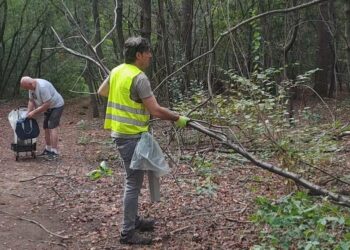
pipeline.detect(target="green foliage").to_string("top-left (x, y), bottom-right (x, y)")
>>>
top-left (87, 161), bottom-right (113, 181)
top-left (251, 192), bottom-right (350, 249)
top-left (170, 78), bottom-right (204, 104)
top-left (192, 156), bottom-right (218, 196)
top-left (203, 68), bottom-right (340, 171)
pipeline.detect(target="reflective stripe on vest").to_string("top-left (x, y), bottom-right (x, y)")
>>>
top-left (104, 63), bottom-right (150, 134)
top-left (107, 101), bottom-right (150, 115)
top-left (105, 114), bottom-right (148, 127)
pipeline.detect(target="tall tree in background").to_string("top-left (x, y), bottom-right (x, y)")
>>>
top-left (116, 0), bottom-right (124, 59)
top-left (92, 0), bottom-right (104, 60)
top-left (155, 0), bottom-right (170, 105)
top-left (0, 0), bottom-right (7, 87)
top-left (90, 0), bottom-right (104, 117)
top-left (345, 0), bottom-right (350, 83)
top-left (181, 0), bottom-right (194, 94)
top-left (106, 0), bottom-right (124, 62)
top-left (283, 0), bottom-right (299, 121)
top-left (314, 1), bottom-right (335, 97)
top-left (140, 0), bottom-right (151, 41)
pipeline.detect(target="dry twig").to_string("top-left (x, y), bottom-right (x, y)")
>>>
top-left (0, 210), bottom-right (70, 239)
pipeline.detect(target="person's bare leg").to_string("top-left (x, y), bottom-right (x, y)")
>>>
top-left (45, 129), bottom-right (51, 149)
top-left (50, 128), bottom-right (59, 153)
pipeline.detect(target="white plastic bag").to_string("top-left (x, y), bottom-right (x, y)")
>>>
top-left (8, 108), bottom-right (27, 131)
top-left (130, 132), bottom-right (170, 177)
top-left (8, 107), bottom-right (36, 144)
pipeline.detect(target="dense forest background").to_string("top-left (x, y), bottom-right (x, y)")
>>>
top-left (1, 1), bottom-right (350, 248)
top-left (1, 0), bottom-right (349, 109)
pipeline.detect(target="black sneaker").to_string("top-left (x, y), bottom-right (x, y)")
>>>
top-left (135, 218), bottom-right (155, 232)
top-left (47, 152), bottom-right (59, 160)
top-left (37, 149), bottom-right (51, 157)
top-left (120, 230), bottom-right (152, 245)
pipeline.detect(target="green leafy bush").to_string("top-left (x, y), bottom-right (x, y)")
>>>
top-left (251, 192), bottom-right (350, 249)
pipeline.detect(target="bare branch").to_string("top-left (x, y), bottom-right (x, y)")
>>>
top-left (95, 0), bottom-right (118, 50)
top-left (0, 210), bottom-right (70, 239)
top-left (188, 121), bottom-right (350, 207)
top-left (51, 27), bottom-right (108, 77)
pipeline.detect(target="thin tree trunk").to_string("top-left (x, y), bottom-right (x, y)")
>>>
top-left (140, 0), bottom-right (151, 41)
top-left (35, 27), bottom-right (46, 77)
top-left (110, 0), bottom-right (123, 61)
top-left (314, 2), bottom-right (334, 97)
top-left (284, 0), bottom-right (299, 122)
top-left (205, 1), bottom-right (214, 97)
top-left (181, 0), bottom-right (193, 95)
top-left (156, 0), bottom-right (170, 106)
top-left (116, 0), bottom-right (124, 59)
top-left (92, 0), bottom-right (104, 59)
top-left (84, 63), bottom-right (99, 118)
top-left (345, 0), bottom-right (350, 90)
top-left (0, 0), bottom-right (7, 91)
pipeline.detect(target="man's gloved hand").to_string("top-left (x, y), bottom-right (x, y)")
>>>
top-left (175, 116), bottom-right (190, 128)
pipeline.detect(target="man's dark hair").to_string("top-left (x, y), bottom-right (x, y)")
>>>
top-left (124, 36), bottom-right (151, 63)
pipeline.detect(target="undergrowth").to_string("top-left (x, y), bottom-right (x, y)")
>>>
top-left (171, 68), bottom-right (350, 249)
top-left (251, 192), bottom-right (350, 249)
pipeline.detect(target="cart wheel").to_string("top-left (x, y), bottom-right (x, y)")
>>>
top-left (32, 152), bottom-right (36, 159)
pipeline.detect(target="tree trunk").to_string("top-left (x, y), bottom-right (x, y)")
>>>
top-left (314, 2), bottom-right (335, 97)
top-left (205, 1), bottom-right (214, 96)
top-left (140, 0), bottom-right (151, 41)
top-left (156, 0), bottom-right (170, 106)
top-left (116, 0), bottom-right (124, 59)
top-left (92, 0), bottom-right (104, 59)
top-left (0, 0), bottom-right (7, 90)
top-left (84, 63), bottom-right (100, 118)
top-left (284, 0), bottom-right (299, 122)
top-left (76, 1), bottom-right (100, 117)
top-left (109, 0), bottom-right (124, 61)
top-left (181, 0), bottom-right (193, 95)
top-left (345, 0), bottom-right (350, 90)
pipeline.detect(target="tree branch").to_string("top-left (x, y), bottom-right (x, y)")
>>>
top-left (0, 210), bottom-right (70, 239)
top-left (188, 121), bottom-right (350, 207)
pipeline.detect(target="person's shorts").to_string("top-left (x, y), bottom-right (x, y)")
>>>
top-left (43, 106), bottom-right (64, 129)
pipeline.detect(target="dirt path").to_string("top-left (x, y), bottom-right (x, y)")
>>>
top-left (0, 100), bottom-right (75, 249)
top-left (0, 98), bottom-right (289, 249)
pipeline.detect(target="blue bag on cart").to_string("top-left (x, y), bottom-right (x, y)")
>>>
top-left (15, 118), bottom-right (40, 140)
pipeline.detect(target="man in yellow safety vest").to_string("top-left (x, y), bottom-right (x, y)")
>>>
top-left (98, 36), bottom-right (189, 245)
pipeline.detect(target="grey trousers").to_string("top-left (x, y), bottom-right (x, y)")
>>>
top-left (114, 137), bottom-right (144, 233)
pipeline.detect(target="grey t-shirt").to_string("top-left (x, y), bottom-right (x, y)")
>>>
top-left (130, 72), bottom-right (154, 102)
top-left (110, 72), bottom-right (154, 138)
top-left (29, 79), bottom-right (64, 109)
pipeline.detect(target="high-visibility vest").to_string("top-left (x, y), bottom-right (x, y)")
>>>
top-left (104, 63), bottom-right (150, 134)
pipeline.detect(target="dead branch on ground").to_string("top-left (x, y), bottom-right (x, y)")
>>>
top-left (188, 121), bottom-right (350, 207)
top-left (0, 210), bottom-right (70, 239)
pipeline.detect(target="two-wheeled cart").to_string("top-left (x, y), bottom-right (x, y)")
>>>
top-left (8, 107), bottom-right (37, 161)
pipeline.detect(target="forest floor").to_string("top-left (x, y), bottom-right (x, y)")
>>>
top-left (0, 96), bottom-right (349, 250)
